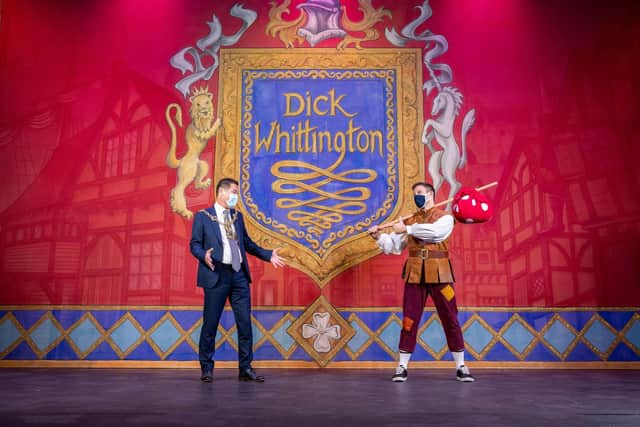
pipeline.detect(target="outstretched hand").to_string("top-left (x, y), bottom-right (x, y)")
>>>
top-left (270, 248), bottom-right (286, 268)
top-left (204, 248), bottom-right (214, 270)
top-left (367, 225), bottom-right (381, 239)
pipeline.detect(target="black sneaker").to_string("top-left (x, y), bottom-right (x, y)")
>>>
top-left (456, 365), bottom-right (475, 382)
top-left (391, 367), bottom-right (408, 382)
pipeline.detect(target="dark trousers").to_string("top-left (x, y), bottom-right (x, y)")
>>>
top-left (399, 282), bottom-right (465, 353)
top-left (199, 266), bottom-right (253, 372)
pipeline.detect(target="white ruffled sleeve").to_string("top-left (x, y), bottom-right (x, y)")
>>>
top-left (376, 232), bottom-right (407, 255)
top-left (405, 215), bottom-right (454, 243)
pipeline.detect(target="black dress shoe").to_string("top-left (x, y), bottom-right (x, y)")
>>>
top-left (238, 368), bottom-right (265, 382)
top-left (200, 371), bottom-right (213, 382)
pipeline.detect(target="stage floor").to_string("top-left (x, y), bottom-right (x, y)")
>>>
top-left (1, 369), bottom-right (639, 426)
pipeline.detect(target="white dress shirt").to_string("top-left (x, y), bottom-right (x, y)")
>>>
top-left (214, 203), bottom-right (242, 265)
top-left (377, 214), bottom-right (454, 255)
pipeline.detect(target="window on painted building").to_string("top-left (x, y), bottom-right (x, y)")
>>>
top-left (169, 242), bottom-right (185, 292)
top-left (102, 125), bottom-right (145, 178)
top-left (129, 240), bottom-right (163, 291)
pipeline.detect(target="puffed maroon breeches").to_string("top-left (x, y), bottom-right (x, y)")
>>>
top-left (399, 282), bottom-right (465, 353)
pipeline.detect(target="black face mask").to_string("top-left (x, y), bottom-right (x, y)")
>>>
top-left (414, 194), bottom-right (426, 208)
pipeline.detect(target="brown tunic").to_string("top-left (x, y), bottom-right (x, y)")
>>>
top-left (402, 208), bottom-right (455, 284)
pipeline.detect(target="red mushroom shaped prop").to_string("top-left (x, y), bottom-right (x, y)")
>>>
top-left (452, 187), bottom-right (493, 223)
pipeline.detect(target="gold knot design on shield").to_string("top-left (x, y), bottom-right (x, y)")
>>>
top-left (271, 150), bottom-right (377, 235)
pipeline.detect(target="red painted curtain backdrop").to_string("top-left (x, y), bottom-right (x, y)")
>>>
top-left (0, 0), bottom-right (639, 308)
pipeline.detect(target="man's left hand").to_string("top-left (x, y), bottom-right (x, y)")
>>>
top-left (392, 218), bottom-right (407, 234)
top-left (270, 248), bottom-right (286, 268)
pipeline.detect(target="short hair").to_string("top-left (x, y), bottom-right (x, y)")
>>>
top-left (411, 182), bottom-right (435, 194)
top-left (216, 177), bottom-right (239, 194)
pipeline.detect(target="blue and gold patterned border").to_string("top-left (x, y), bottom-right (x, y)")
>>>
top-left (1, 306), bottom-right (638, 367)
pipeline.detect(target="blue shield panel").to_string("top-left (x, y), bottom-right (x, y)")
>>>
top-left (240, 69), bottom-right (399, 257)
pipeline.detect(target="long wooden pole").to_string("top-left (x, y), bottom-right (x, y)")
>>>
top-left (374, 181), bottom-right (498, 229)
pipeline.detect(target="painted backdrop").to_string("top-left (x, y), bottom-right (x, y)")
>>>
top-left (1, 0), bottom-right (639, 366)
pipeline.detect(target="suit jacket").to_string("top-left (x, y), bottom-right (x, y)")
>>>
top-left (189, 207), bottom-right (272, 288)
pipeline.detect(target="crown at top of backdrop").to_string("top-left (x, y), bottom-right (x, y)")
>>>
top-left (163, 1), bottom-right (484, 286)
top-left (296, 0), bottom-right (347, 46)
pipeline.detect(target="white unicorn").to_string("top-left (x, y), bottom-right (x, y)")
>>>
top-left (384, 0), bottom-right (477, 211)
top-left (422, 86), bottom-right (475, 211)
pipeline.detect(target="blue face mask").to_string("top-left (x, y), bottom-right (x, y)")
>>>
top-left (228, 193), bottom-right (238, 208)
top-left (414, 194), bottom-right (426, 208)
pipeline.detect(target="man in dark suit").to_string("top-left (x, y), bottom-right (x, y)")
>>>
top-left (190, 177), bottom-right (286, 382)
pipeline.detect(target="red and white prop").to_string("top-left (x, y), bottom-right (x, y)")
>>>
top-left (452, 187), bottom-right (493, 223)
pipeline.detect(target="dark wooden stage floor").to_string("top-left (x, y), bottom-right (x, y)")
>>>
top-left (1, 369), bottom-right (639, 426)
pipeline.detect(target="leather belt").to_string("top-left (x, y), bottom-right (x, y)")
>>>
top-left (409, 249), bottom-right (448, 259)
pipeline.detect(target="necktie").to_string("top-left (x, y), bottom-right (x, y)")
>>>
top-left (223, 209), bottom-right (241, 272)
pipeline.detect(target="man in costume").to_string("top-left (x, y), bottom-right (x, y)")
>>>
top-left (368, 182), bottom-right (475, 382)
top-left (190, 178), bottom-right (286, 382)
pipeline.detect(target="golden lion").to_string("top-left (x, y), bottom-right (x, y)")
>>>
top-left (165, 87), bottom-right (221, 219)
